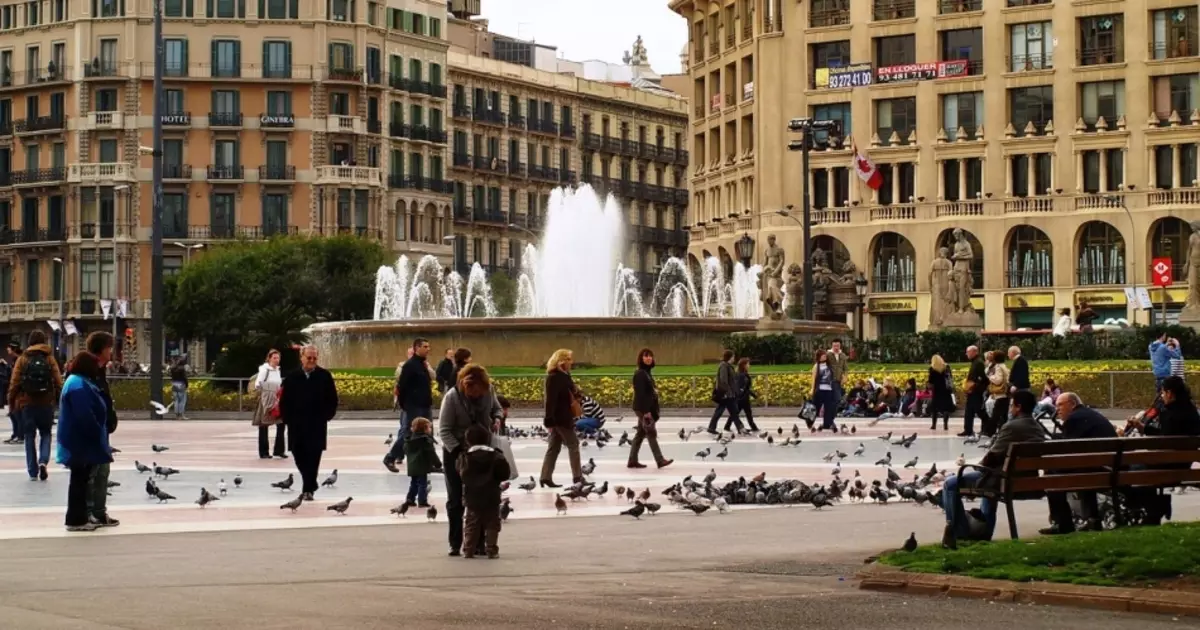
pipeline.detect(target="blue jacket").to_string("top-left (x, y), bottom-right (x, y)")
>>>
top-left (56, 374), bottom-right (113, 467)
top-left (1149, 341), bottom-right (1181, 378)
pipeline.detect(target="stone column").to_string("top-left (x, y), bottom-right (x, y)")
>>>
top-left (1076, 151), bottom-right (1084, 192)
top-left (891, 165), bottom-right (900, 204)
top-left (1027, 153), bottom-right (1036, 196)
top-left (1148, 147), bottom-right (1157, 189)
top-left (1173, 144), bottom-right (1182, 188)
top-left (936, 160), bottom-right (945, 200)
top-left (958, 159), bottom-right (967, 200)
top-left (826, 167), bottom-right (835, 208)
top-left (1099, 149), bottom-right (1108, 192)
top-left (1005, 156), bottom-right (1012, 195)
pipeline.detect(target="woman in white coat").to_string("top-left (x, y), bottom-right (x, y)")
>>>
top-left (251, 349), bottom-right (286, 459)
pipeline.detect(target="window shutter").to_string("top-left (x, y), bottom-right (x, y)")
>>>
top-left (430, 63), bottom-right (440, 86)
top-left (289, 0), bottom-right (298, 18)
top-left (403, 10), bottom-right (411, 32)
top-left (233, 41), bottom-right (241, 71)
top-left (261, 40), bottom-right (268, 73)
top-left (206, 0), bottom-right (213, 17)
top-left (210, 40), bottom-right (217, 67)
top-left (284, 41), bottom-right (291, 72)
top-left (181, 39), bottom-right (189, 65)
top-left (238, 0), bottom-right (245, 18)
top-left (257, 0), bottom-right (263, 17)
top-left (185, 0), bottom-right (193, 16)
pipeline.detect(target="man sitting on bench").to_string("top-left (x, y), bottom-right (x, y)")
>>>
top-left (1041, 392), bottom-right (1118, 535)
top-left (941, 390), bottom-right (1045, 549)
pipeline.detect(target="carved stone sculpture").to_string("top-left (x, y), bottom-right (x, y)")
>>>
top-left (929, 247), bottom-right (953, 328)
top-left (759, 234), bottom-right (786, 320)
top-left (950, 228), bottom-right (975, 314)
top-left (1181, 220), bottom-right (1200, 324)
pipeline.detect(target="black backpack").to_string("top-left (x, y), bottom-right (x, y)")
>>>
top-left (20, 351), bottom-right (52, 395)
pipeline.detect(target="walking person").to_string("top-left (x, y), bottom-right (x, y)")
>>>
top-left (960, 345), bottom-right (987, 437)
top-left (735, 358), bottom-right (761, 432)
top-left (437, 363), bottom-right (502, 556)
top-left (279, 346), bottom-right (339, 500)
top-left (986, 350), bottom-right (1011, 435)
top-left (404, 417), bottom-right (441, 508)
top-left (56, 351), bottom-right (111, 532)
top-left (8, 330), bottom-right (63, 481)
top-left (169, 357), bottom-right (189, 420)
top-left (84, 332), bottom-right (120, 527)
top-left (928, 354), bottom-right (955, 431)
top-left (0, 341), bottom-right (15, 444)
top-left (435, 348), bottom-right (456, 393)
top-left (251, 349), bottom-right (286, 459)
top-left (383, 338), bottom-right (433, 472)
top-left (458, 424), bottom-right (510, 559)
top-left (706, 350), bottom-right (742, 434)
top-left (540, 348), bottom-right (583, 487)
top-left (1149, 333), bottom-right (1182, 393)
top-left (827, 339), bottom-right (849, 407)
top-left (628, 348), bottom-right (672, 470)
top-left (811, 350), bottom-right (839, 431)
top-left (1007, 346), bottom-right (1030, 393)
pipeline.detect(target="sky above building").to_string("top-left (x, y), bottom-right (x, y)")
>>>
top-left (479, 0), bottom-right (688, 74)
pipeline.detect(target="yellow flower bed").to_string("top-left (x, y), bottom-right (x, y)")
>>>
top-left (108, 366), bottom-right (1166, 411)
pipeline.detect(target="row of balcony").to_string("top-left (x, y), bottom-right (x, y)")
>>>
top-left (0, 164), bottom-right (397, 188)
top-left (385, 175), bottom-right (455, 193)
top-left (450, 105), bottom-right (573, 137)
top-left (385, 122), bottom-right (449, 144)
top-left (580, 133), bottom-right (689, 165)
top-left (450, 153), bottom-right (578, 185)
top-left (582, 176), bottom-right (689, 206)
top-left (0, 116), bottom-right (67, 137)
top-left (807, 0), bottom-right (1053, 29)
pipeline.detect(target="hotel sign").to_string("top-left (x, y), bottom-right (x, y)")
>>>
top-left (260, 113), bottom-right (295, 128)
top-left (1004, 293), bottom-right (1055, 309)
top-left (875, 60), bottom-right (970, 84)
top-left (161, 113), bottom-right (191, 126)
top-left (868, 297), bottom-right (917, 313)
top-left (814, 63), bottom-right (873, 89)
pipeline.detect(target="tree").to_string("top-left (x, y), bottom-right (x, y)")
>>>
top-left (164, 235), bottom-right (388, 340)
top-left (488, 270), bottom-right (518, 316)
top-left (247, 304), bottom-right (313, 350)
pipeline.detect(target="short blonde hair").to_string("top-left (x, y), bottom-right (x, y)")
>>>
top-left (411, 417), bottom-right (432, 434)
top-left (931, 354), bottom-right (946, 373)
top-left (546, 348), bottom-right (573, 373)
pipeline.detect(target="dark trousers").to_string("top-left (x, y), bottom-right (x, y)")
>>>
top-left (463, 506), bottom-right (501, 556)
top-left (387, 404), bottom-right (429, 463)
top-left (815, 389), bottom-right (838, 430)
top-left (7, 407), bottom-right (17, 439)
top-left (21, 405), bottom-right (54, 478)
top-left (962, 394), bottom-right (986, 435)
top-left (1048, 490), bottom-right (1099, 530)
top-left (87, 462), bottom-right (111, 520)
top-left (627, 423), bottom-right (665, 466)
top-left (985, 397), bottom-right (1009, 436)
top-left (406, 474), bottom-right (429, 505)
top-left (737, 398), bottom-right (760, 431)
top-left (66, 463), bottom-right (95, 526)
top-left (258, 424), bottom-right (286, 457)
top-left (443, 447), bottom-right (468, 552)
top-left (293, 446), bottom-right (323, 494)
top-left (707, 398), bottom-right (741, 433)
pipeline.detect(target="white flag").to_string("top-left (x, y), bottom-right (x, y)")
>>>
top-left (100, 298), bottom-right (113, 320)
top-left (46, 320), bottom-right (61, 331)
top-left (63, 320), bottom-right (78, 337)
top-left (117, 299), bottom-right (129, 318)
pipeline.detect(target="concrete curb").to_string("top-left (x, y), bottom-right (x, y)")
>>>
top-left (857, 564), bottom-right (1200, 617)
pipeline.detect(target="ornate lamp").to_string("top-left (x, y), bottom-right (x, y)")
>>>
top-left (735, 233), bottom-right (755, 266)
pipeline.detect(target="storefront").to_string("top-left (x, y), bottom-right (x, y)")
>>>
top-left (1004, 293), bottom-right (1055, 330)
top-left (868, 297), bottom-right (917, 335)
top-left (969, 295), bottom-right (985, 326)
top-left (1074, 290), bottom-right (1128, 324)
top-left (1149, 287), bottom-right (1186, 325)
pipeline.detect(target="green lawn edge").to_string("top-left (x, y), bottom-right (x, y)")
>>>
top-left (878, 521), bottom-right (1200, 587)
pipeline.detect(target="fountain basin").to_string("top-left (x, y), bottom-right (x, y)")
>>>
top-left (309, 318), bottom-right (849, 368)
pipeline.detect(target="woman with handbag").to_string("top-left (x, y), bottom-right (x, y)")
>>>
top-left (438, 363), bottom-right (503, 557)
top-left (985, 350), bottom-right (1010, 436)
top-left (540, 348), bottom-right (583, 487)
top-left (735, 358), bottom-right (760, 433)
top-left (251, 349), bottom-right (286, 459)
top-left (928, 354), bottom-right (955, 431)
top-left (811, 350), bottom-right (839, 431)
top-left (628, 348), bottom-right (673, 470)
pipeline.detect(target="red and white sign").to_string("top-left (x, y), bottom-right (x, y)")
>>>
top-left (851, 141), bottom-right (883, 190)
top-left (1152, 257), bottom-right (1174, 287)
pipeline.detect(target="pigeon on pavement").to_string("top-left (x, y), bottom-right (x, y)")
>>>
top-left (271, 474), bottom-right (295, 491)
top-left (326, 497), bottom-right (353, 514)
top-left (621, 502), bottom-right (646, 519)
top-left (321, 469), bottom-right (339, 488)
top-left (280, 496), bottom-right (304, 512)
top-left (903, 532), bottom-right (918, 552)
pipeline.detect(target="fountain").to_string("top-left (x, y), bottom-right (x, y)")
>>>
top-left (312, 185), bottom-right (846, 366)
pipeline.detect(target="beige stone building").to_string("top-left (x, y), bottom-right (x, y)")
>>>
top-left (445, 14), bottom-right (690, 284)
top-left (671, 0), bottom-right (1200, 337)
top-left (0, 0), bottom-right (453, 360)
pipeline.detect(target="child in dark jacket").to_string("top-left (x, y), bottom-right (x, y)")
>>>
top-left (457, 424), bottom-right (510, 559)
top-left (404, 417), bottom-right (442, 508)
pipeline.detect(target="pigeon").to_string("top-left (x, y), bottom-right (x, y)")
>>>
top-left (716, 446), bottom-right (728, 461)
top-left (151, 444), bottom-right (169, 453)
top-left (218, 479), bottom-right (227, 496)
top-left (903, 456), bottom-right (919, 469)
top-left (233, 475), bottom-right (243, 488)
top-left (618, 432), bottom-right (630, 447)
top-left (955, 453), bottom-right (966, 467)
top-left (683, 503), bottom-right (710, 515)
top-left (878, 431), bottom-right (892, 442)
top-left (703, 469), bottom-right (717, 484)
top-left (644, 502), bottom-right (661, 515)
top-left (426, 505), bottom-right (438, 521)
top-left (134, 460), bottom-right (151, 474)
top-left (811, 490), bottom-right (831, 510)
top-left (822, 452), bottom-right (835, 462)
top-left (851, 424), bottom-right (857, 434)
top-left (621, 502), bottom-right (646, 519)
top-left (554, 494), bottom-right (568, 515)
top-left (875, 452), bottom-right (892, 467)
top-left (624, 487), bottom-right (635, 502)
top-left (144, 478), bottom-right (158, 497)
top-left (196, 487), bottom-right (219, 507)
top-left (150, 400), bottom-right (172, 416)
top-left (593, 481), bottom-right (609, 498)
top-left (903, 532), bottom-right (918, 552)
top-left (500, 498), bottom-right (513, 521)
top-left (153, 463), bottom-right (180, 479)
top-left (390, 503), bottom-right (410, 517)
top-left (327, 497), bottom-right (353, 514)
top-left (751, 471), bottom-right (766, 484)
top-left (384, 433), bottom-right (394, 446)
top-left (714, 496), bottom-right (729, 513)
top-left (280, 496), bottom-right (304, 512)
top-left (581, 458), bottom-right (596, 476)
top-left (766, 435), bottom-right (774, 445)
top-left (695, 447), bottom-right (711, 460)
top-left (517, 476), bottom-right (537, 493)
top-left (321, 469), bottom-right (339, 488)
top-left (106, 480), bottom-right (120, 488)
top-left (154, 488), bottom-right (176, 503)
top-left (638, 487), bottom-right (651, 502)
top-left (677, 428), bottom-right (687, 441)
top-left (853, 443), bottom-right (865, 457)
top-left (271, 473), bottom-right (295, 491)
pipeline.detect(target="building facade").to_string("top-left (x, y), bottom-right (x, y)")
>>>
top-left (672, 0), bottom-right (1200, 336)
top-left (0, 0), bottom-right (452, 360)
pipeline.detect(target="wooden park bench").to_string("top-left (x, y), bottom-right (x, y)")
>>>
top-left (957, 436), bottom-right (1200, 539)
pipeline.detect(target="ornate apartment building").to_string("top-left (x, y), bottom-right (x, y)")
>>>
top-left (672, 0), bottom-right (1200, 336)
top-left (0, 0), bottom-right (454, 354)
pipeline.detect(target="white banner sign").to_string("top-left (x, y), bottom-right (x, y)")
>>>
top-left (63, 320), bottom-right (78, 337)
top-left (117, 299), bottom-right (129, 318)
top-left (100, 298), bottom-right (113, 320)
top-left (46, 320), bottom-right (61, 331)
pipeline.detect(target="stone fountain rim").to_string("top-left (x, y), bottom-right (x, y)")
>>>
top-left (309, 317), bottom-right (849, 334)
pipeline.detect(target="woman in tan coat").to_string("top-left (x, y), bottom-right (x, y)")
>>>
top-left (540, 348), bottom-right (582, 487)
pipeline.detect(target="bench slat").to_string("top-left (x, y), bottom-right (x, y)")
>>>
top-left (1011, 450), bottom-right (1200, 472)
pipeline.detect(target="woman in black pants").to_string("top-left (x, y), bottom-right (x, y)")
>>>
top-left (251, 350), bottom-right (286, 458)
top-left (56, 351), bottom-right (112, 532)
top-left (927, 354), bottom-right (955, 430)
top-left (735, 358), bottom-right (760, 433)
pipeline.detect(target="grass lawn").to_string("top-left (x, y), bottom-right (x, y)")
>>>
top-left (879, 522), bottom-right (1200, 587)
top-left (336, 359), bottom-right (1151, 378)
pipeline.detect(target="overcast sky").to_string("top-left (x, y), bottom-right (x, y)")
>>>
top-left (479, 0), bottom-right (689, 74)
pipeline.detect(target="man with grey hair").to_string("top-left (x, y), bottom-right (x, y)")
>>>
top-left (1041, 391), bottom-right (1118, 535)
top-left (1008, 345), bottom-right (1031, 393)
top-left (280, 345), bottom-right (340, 500)
top-left (960, 345), bottom-right (987, 437)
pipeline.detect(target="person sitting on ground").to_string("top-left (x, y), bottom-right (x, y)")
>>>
top-left (842, 380), bottom-right (870, 416)
top-left (458, 424), bottom-right (510, 559)
top-left (898, 378), bottom-right (918, 417)
top-left (574, 394), bottom-right (606, 435)
top-left (1034, 378), bottom-right (1062, 418)
top-left (867, 379), bottom-right (901, 424)
top-left (1040, 392), bottom-right (1117, 536)
top-left (914, 382), bottom-right (933, 417)
top-left (940, 390), bottom-right (1046, 548)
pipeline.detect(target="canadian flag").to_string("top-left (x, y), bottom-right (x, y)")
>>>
top-left (852, 142), bottom-right (883, 191)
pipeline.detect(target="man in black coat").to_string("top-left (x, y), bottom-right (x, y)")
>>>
top-left (435, 348), bottom-right (456, 393)
top-left (1041, 392), bottom-right (1118, 535)
top-left (960, 345), bottom-right (988, 437)
top-left (280, 346), bottom-right (339, 500)
top-left (1008, 345), bottom-right (1031, 392)
top-left (383, 338), bottom-right (433, 471)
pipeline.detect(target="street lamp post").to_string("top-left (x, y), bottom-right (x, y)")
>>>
top-left (172, 242), bottom-right (205, 264)
top-left (52, 256), bottom-right (64, 356)
top-left (786, 117), bottom-right (842, 321)
top-left (854, 273), bottom-right (869, 341)
top-left (734, 232), bottom-right (755, 267)
top-left (149, 0), bottom-right (166, 417)
top-left (114, 185), bottom-right (131, 345)
top-left (442, 234), bottom-right (459, 275)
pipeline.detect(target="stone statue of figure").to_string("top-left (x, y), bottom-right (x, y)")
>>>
top-left (760, 234), bottom-right (786, 319)
top-left (631, 35), bottom-right (648, 66)
top-left (950, 228), bottom-right (975, 313)
top-left (930, 247), bottom-right (953, 328)
top-left (810, 246), bottom-right (833, 289)
top-left (838, 259), bottom-right (859, 286)
top-left (1184, 220), bottom-right (1200, 315)
top-left (785, 263), bottom-right (805, 314)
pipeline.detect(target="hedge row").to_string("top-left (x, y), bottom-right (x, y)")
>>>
top-left (109, 369), bottom-right (1171, 412)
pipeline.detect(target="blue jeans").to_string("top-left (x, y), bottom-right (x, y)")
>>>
top-left (388, 404), bottom-right (430, 462)
top-left (406, 474), bottom-right (429, 505)
top-left (575, 417), bottom-right (604, 433)
top-left (941, 470), bottom-right (997, 539)
top-left (171, 383), bottom-right (187, 417)
top-left (22, 405), bottom-right (54, 478)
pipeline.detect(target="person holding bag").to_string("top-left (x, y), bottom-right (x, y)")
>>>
top-left (250, 349), bottom-right (286, 459)
top-left (627, 348), bottom-right (672, 470)
top-left (985, 350), bottom-right (1010, 436)
top-left (540, 348), bottom-right (583, 488)
top-left (437, 363), bottom-right (503, 557)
